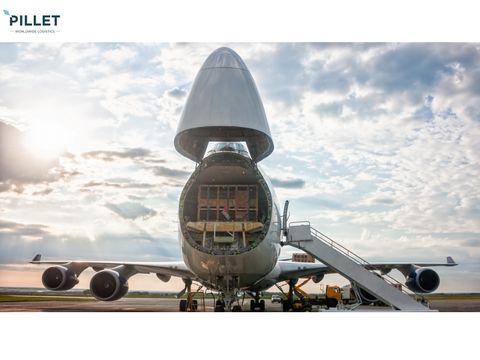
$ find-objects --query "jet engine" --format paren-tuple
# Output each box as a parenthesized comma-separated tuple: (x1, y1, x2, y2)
(42, 266, 79, 291)
(90, 269, 129, 301)
(351, 273, 382, 304)
(355, 285, 380, 304)
(406, 268, 440, 293)
(156, 274, 171, 282)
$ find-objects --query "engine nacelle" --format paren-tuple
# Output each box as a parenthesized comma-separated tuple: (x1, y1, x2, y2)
(42, 266, 79, 291)
(352, 273, 383, 304)
(156, 274, 171, 282)
(90, 269, 129, 301)
(356, 286, 380, 304)
(406, 268, 440, 293)
(312, 275, 324, 283)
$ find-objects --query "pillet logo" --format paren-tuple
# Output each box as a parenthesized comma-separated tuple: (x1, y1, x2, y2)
(3, 9, 61, 34)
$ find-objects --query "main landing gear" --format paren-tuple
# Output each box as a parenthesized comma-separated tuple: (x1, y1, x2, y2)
(178, 279, 205, 312)
(179, 299, 198, 311)
(248, 292, 265, 312)
(277, 279, 313, 312)
(214, 299, 225, 312)
(280, 279, 295, 312)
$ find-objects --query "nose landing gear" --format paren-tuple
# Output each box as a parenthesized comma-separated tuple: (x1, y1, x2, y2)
(214, 292, 244, 312)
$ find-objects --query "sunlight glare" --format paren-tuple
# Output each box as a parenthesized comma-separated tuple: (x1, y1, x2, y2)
(23, 122, 72, 159)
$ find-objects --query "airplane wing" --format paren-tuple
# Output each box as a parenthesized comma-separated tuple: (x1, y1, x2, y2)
(362, 256, 457, 275)
(277, 256, 457, 281)
(30, 254, 196, 280)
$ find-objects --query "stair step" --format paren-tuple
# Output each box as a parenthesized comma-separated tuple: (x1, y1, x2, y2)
(286, 224, 429, 311)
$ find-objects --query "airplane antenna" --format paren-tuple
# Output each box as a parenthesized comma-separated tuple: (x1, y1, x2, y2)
(282, 200, 290, 238)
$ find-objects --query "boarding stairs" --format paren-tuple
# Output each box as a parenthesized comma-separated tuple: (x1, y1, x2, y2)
(285, 222, 430, 311)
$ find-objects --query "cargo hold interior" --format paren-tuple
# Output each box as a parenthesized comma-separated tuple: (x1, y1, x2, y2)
(179, 154, 272, 255)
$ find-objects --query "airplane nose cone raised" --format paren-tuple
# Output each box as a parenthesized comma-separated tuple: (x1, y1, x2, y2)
(174, 47, 274, 163)
(201, 47, 248, 70)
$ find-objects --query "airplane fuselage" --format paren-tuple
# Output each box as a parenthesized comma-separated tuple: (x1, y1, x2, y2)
(178, 150, 282, 293)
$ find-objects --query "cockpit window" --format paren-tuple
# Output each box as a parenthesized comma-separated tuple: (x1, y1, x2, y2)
(206, 142, 250, 158)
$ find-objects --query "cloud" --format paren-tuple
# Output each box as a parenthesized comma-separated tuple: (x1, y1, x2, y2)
(150, 165, 190, 179)
(270, 177, 305, 189)
(0, 218, 180, 264)
(104, 202, 157, 220)
(102, 46, 137, 65)
(462, 238, 480, 247)
(82, 180, 155, 189)
(32, 188, 54, 196)
(167, 87, 187, 98)
(367, 44, 459, 94)
(82, 147, 152, 161)
(0, 120, 62, 192)
(0, 219, 49, 240)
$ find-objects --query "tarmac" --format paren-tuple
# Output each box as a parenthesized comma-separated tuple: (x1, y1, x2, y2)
(1, 297, 480, 312)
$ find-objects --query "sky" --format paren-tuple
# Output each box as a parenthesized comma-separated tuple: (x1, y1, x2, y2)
(0, 43, 479, 292)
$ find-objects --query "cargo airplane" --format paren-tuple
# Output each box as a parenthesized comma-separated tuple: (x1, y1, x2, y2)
(31, 47, 457, 311)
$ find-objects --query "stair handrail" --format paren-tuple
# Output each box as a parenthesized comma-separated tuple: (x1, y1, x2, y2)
(288, 221, 415, 297)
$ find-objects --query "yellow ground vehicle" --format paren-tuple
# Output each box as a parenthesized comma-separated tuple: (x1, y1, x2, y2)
(308, 285, 352, 308)
(278, 280, 356, 311)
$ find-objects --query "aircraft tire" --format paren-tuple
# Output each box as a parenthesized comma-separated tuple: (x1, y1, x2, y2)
(179, 299, 187, 312)
(326, 298, 338, 308)
(292, 300, 303, 312)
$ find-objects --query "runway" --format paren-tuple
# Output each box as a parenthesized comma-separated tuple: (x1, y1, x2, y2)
(1, 296, 480, 312)
(0, 297, 276, 312)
